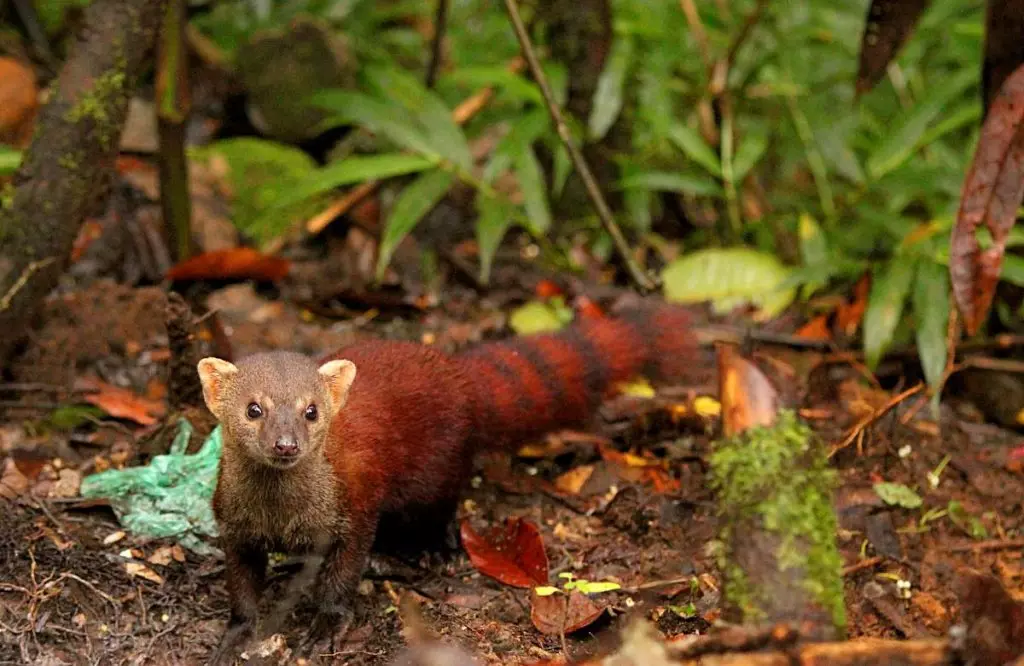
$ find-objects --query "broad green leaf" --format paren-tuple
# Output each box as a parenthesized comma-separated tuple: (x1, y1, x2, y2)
(0, 146, 21, 175)
(588, 35, 634, 141)
(1001, 255, 1024, 287)
(732, 130, 768, 182)
(484, 109, 549, 183)
(618, 171, 722, 197)
(514, 145, 551, 235)
(313, 90, 438, 159)
(873, 482, 922, 509)
(947, 500, 987, 539)
(912, 261, 949, 403)
(265, 153, 436, 212)
(509, 298, 573, 335)
(661, 247, 795, 321)
(475, 194, 513, 285)
(551, 140, 572, 198)
(376, 169, 454, 281)
(668, 123, 722, 177)
(444, 67, 543, 105)
(362, 65, 473, 170)
(624, 186, 652, 232)
(863, 257, 917, 369)
(574, 580, 621, 595)
(915, 103, 982, 152)
(866, 68, 977, 180)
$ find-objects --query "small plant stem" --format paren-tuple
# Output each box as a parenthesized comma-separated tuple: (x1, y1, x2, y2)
(425, 0, 449, 89)
(501, 0, 657, 292)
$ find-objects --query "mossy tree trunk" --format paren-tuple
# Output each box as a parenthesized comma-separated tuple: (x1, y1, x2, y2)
(0, 0, 168, 369)
(710, 410, 847, 641)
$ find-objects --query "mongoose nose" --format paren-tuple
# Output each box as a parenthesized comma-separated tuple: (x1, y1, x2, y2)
(273, 437, 299, 457)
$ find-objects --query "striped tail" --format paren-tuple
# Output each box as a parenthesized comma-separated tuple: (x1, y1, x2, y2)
(456, 302, 699, 450)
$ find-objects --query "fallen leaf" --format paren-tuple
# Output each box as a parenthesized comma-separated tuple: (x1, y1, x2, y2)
(103, 531, 126, 545)
(125, 561, 165, 585)
(616, 378, 656, 399)
(0, 57, 38, 148)
(75, 377, 166, 426)
(48, 469, 81, 499)
(950, 62, 1024, 335)
(574, 295, 605, 319)
(796, 315, 832, 341)
(166, 247, 291, 282)
(873, 482, 923, 509)
(530, 589, 606, 635)
(717, 344, 780, 437)
(553, 465, 595, 495)
(460, 517, 549, 588)
(170, 545, 186, 563)
(0, 458, 29, 499)
(835, 273, 871, 337)
(534, 279, 564, 299)
(148, 546, 176, 566)
(693, 396, 721, 418)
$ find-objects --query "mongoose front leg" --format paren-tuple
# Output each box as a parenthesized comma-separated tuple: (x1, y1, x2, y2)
(301, 513, 379, 661)
(211, 542, 267, 665)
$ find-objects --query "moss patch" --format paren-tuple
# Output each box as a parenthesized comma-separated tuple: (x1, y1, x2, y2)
(710, 409, 846, 632)
(65, 65, 128, 152)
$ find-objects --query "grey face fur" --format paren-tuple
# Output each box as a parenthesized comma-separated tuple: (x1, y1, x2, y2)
(197, 351, 357, 470)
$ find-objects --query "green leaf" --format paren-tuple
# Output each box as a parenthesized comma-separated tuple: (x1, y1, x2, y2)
(509, 298, 573, 335)
(266, 153, 436, 212)
(533, 586, 561, 597)
(514, 145, 551, 235)
(863, 257, 917, 369)
(588, 35, 634, 141)
(314, 90, 439, 159)
(574, 580, 621, 595)
(873, 482, 922, 509)
(0, 146, 21, 175)
(484, 109, 549, 183)
(661, 247, 795, 321)
(866, 68, 977, 180)
(912, 261, 949, 403)
(732, 130, 768, 182)
(947, 501, 987, 539)
(475, 194, 513, 285)
(362, 65, 473, 170)
(444, 67, 544, 105)
(618, 170, 722, 197)
(668, 123, 722, 177)
(551, 141, 573, 199)
(798, 213, 828, 267)
(375, 169, 455, 281)
(1000, 255, 1024, 287)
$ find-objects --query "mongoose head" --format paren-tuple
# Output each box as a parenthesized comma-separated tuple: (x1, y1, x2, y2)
(196, 351, 357, 469)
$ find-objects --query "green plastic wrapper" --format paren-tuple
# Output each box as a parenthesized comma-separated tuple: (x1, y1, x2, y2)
(80, 419, 223, 555)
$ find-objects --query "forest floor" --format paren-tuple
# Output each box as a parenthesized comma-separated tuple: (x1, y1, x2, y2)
(2, 269, 1023, 666)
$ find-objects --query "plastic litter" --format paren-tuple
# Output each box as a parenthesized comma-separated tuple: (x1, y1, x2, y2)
(80, 418, 223, 555)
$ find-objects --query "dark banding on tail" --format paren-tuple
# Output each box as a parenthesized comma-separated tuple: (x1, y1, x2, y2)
(457, 302, 698, 450)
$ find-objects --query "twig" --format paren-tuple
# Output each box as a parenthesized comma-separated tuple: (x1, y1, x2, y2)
(949, 538, 1024, 553)
(842, 556, 883, 576)
(828, 383, 925, 458)
(0, 257, 56, 312)
(960, 356, 1024, 374)
(501, 0, 656, 292)
(679, 0, 713, 71)
(724, 0, 769, 67)
(425, 0, 449, 89)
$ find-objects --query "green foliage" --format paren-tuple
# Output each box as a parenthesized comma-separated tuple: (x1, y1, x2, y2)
(0, 147, 21, 176)
(873, 482, 923, 509)
(509, 297, 573, 336)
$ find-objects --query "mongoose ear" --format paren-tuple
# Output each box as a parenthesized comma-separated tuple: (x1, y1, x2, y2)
(197, 357, 239, 419)
(318, 359, 357, 415)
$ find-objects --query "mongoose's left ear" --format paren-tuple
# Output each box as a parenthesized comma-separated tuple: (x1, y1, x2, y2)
(196, 357, 239, 419)
(318, 359, 358, 415)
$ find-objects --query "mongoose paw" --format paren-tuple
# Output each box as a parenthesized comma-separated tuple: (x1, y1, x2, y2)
(300, 605, 353, 662)
(209, 620, 253, 666)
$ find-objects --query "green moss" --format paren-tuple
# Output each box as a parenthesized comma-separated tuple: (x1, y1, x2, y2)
(710, 409, 846, 632)
(64, 64, 128, 151)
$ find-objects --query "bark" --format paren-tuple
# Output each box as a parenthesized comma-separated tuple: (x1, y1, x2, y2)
(0, 0, 167, 370)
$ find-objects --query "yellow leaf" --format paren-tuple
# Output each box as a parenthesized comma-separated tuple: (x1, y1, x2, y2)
(694, 396, 722, 417)
(534, 586, 560, 597)
(575, 580, 621, 594)
(617, 378, 656, 398)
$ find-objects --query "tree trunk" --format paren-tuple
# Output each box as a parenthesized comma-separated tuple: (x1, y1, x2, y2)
(0, 0, 168, 369)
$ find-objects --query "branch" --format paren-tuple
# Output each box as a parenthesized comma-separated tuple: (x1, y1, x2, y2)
(425, 0, 450, 89)
(501, 0, 657, 293)
(0, 0, 168, 368)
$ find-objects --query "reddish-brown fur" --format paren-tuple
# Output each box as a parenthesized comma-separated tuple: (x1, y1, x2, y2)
(206, 302, 697, 661)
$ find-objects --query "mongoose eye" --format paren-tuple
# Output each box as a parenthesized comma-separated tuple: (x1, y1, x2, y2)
(304, 404, 318, 422)
(246, 403, 263, 420)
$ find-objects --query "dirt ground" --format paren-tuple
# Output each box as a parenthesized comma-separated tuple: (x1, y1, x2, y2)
(2, 276, 1024, 666)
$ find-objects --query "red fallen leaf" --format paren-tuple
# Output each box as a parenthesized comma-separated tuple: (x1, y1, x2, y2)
(835, 273, 870, 337)
(855, 0, 930, 96)
(460, 517, 549, 588)
(166, 248, 291, 282)
(796, 314, 831, 341)
(529, 589, 606, 635)
(717, 344, 780, 438)
(75, 376, 166, 426)
(534, 279, 564, 299)
(574, 295, 605, 320)
(950, 62, 1024, 335)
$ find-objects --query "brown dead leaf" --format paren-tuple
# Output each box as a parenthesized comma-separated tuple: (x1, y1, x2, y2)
(0, 458, 29, 499)
(950, 62, 1024, 334)
(0, 57, 38, 148)
(75, 376, 166, 426)
(717, 344, 780, 437)
(553, 465, 595, 495)
(529, 590, 606, 635)
(835, 273, 870, 337)
(125, 561, 165, 585)
(48, 469, 81, 499)
(147, 546, 176, 567)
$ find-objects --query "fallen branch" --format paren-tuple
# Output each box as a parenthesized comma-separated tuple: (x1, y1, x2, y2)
(0, 0, 169, 369)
